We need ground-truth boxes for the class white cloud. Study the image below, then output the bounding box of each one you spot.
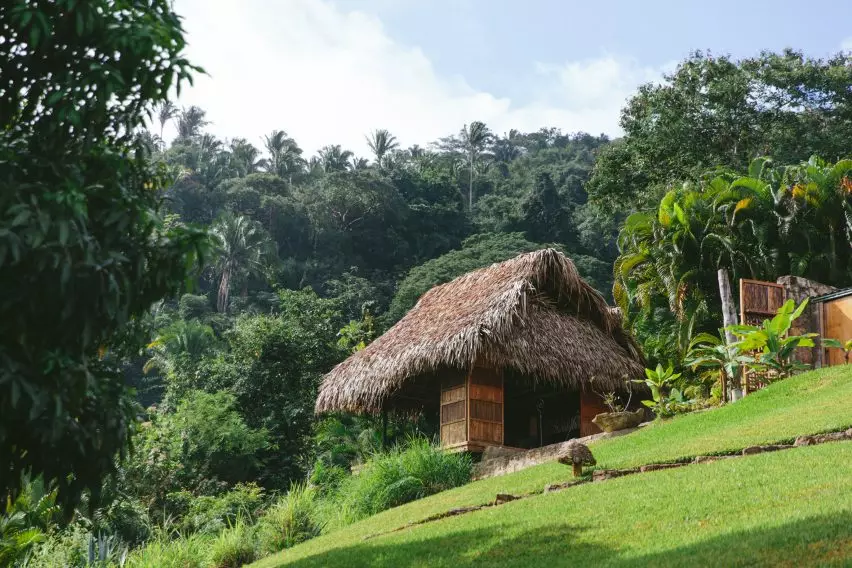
[169,0,668,156]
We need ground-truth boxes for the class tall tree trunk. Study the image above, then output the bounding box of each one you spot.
[469,150,474,210]
[718,268,738,344]
[718,267,738,401]
[217,269,231,313]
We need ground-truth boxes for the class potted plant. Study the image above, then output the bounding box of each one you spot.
[589,378,644,433]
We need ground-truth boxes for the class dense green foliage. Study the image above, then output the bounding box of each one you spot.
[588,50,852,214]
[616,156,852,368]
[5,1,852,562]
[0,0,208,510]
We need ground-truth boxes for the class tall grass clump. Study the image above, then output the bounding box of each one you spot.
[209,517,257,568]
[335,436,472,521]
[124,531,211,568]
[256,483,324,554]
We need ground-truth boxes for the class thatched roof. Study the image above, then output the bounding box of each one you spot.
[316,249,644,415]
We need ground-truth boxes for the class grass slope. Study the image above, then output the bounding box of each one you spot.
[256,366,852,567]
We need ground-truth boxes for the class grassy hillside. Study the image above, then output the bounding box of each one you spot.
[256,366,852,567]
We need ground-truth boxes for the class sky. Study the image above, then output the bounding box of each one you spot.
[169,0,852,156]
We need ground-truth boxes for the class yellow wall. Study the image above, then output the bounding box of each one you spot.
[823,296,852,366]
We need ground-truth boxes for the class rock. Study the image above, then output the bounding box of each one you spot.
[795,431,850,446]
[639,463,685,473]
[543,480,583,493]
[592,468,639,482]
[742,444,793,455]
[591,409,645,433]
[494,493,519,505]
[693,455,736,464]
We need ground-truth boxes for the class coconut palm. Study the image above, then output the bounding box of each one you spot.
[143,319,217,377]
[318,145,354,173]
[176,105,209,141]
[211,213,276,313]
[155,100,178,141]
[350,156,370,171]
[229,138,265,177]
[263,130,305,182]
[366,129,399,168]
[459,121,493,209]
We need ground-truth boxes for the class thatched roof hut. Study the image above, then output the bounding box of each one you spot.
[316,249,645,450]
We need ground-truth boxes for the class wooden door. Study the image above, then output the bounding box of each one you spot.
[468,367,503,446]
[823,297,852,366]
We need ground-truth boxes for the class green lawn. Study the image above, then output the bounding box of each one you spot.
[258,442,852,567]
[255,366,852,567]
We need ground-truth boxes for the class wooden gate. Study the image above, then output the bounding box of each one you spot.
[739,279,784,326]
[739,279,785,393]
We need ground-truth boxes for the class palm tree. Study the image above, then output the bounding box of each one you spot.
[263,130,305,182]
[229,138,264,177]
[155,100,178,141]
[211,213,276,313]
[366,129,398,168]
[318,145,354,173]
[439,121,493,209]
[460,121,493,209]
[350,156,370,171]
[176,105,209,141]
[195,134,229,188]
[143,319,217,377]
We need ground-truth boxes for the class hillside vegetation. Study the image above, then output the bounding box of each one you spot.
[256,366,852,567]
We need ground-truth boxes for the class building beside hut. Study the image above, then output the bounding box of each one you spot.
[739,276,852,371]
[315,249,645,453]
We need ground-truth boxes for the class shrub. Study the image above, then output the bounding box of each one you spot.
[209,518,257,568]
[181,483,265,534]
[25,524,90,568]
[124,391,270,502]
[256,483,324,554]
[335,437,472,521]
[124,532,211,568]
[308,460,348,497]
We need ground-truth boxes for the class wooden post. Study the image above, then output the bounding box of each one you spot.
[381,410,388,450]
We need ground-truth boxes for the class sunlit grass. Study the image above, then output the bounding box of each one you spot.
[255,366,852,567]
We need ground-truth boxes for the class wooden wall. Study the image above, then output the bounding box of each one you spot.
[823,296,852,366]
[439,373,467,446]
[579,390,609,437]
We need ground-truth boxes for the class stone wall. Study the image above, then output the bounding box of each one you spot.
[776,276,836,367]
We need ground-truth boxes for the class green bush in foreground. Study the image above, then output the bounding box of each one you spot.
[124,532,211,568]
[335,437,473,521]
[209,518,257,568]
[256,483,324,554]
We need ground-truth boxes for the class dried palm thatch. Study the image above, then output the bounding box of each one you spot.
[316,249,644,415]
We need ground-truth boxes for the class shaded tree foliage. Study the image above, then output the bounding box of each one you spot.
[0,0,207,509]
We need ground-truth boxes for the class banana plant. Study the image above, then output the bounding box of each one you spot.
[726,298,817,379]
[685,330,751,403]
[631,364,691,418]
[822,338,852,364]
